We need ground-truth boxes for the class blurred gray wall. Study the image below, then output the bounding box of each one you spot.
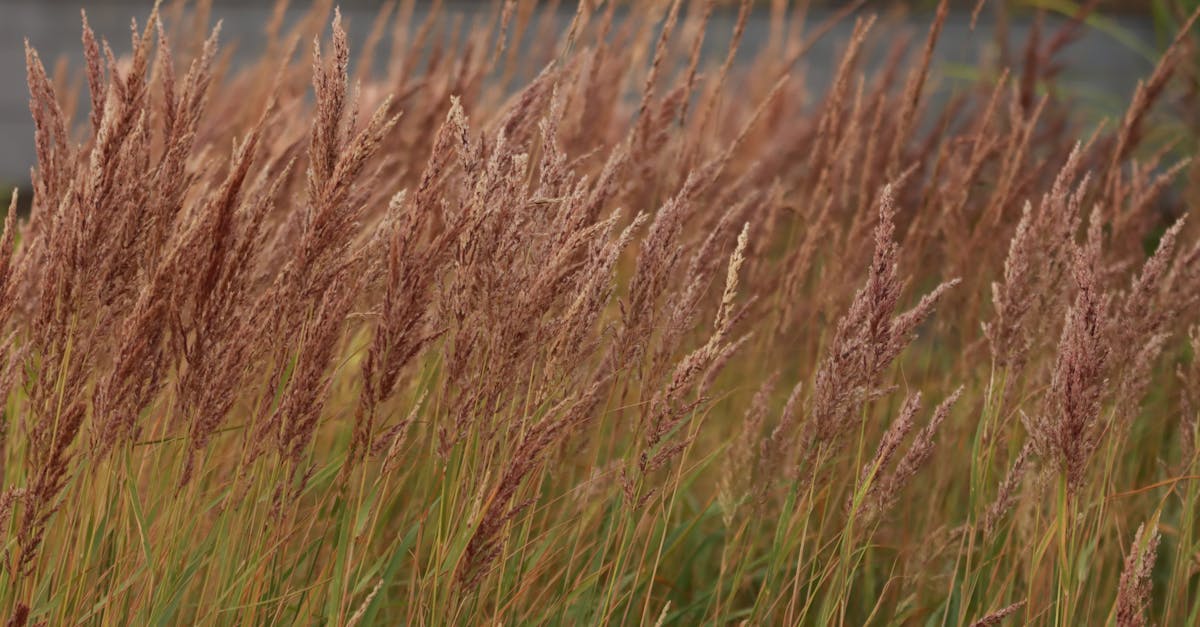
[0,0,1158,182]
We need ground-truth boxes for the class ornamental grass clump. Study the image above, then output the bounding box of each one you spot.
[1,0,1200,624]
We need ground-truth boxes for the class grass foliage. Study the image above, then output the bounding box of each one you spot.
[2,0,1200,624]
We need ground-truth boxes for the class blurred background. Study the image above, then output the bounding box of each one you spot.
[0,1,1176,185]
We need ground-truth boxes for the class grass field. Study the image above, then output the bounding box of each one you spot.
[1,0,1200,624]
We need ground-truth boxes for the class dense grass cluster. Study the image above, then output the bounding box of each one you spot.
[3,0,1200,624]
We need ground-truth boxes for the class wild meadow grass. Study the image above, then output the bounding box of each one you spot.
[1,0,1200,624]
